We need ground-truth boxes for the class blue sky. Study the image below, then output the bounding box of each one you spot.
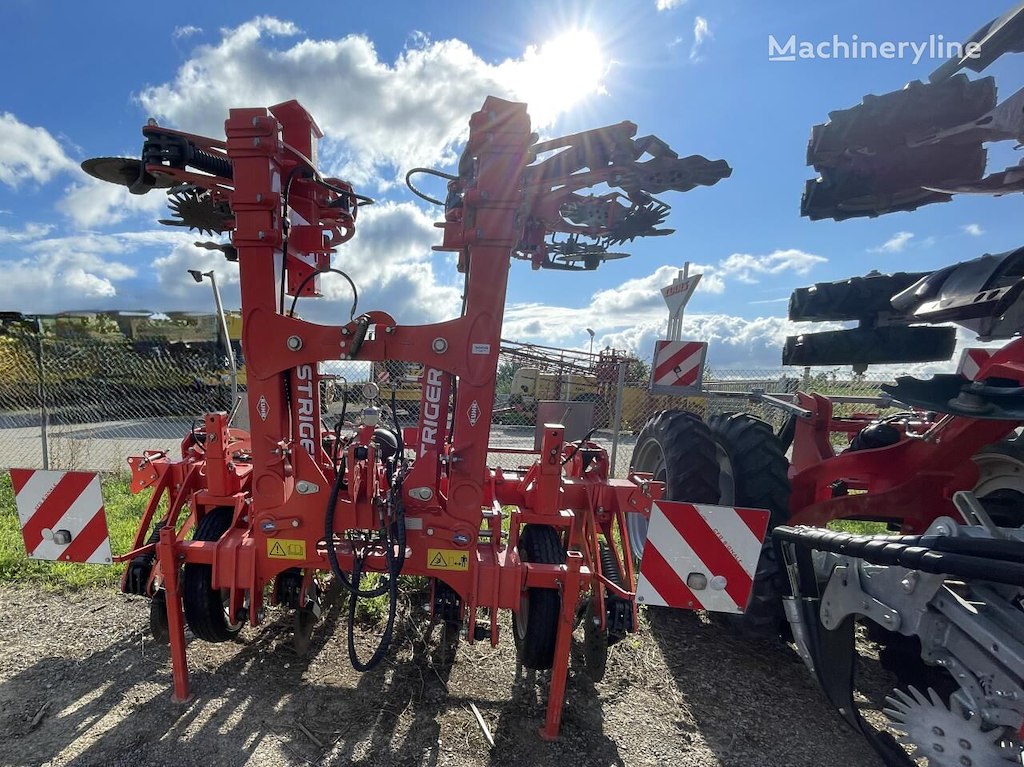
[1,1,1021,368]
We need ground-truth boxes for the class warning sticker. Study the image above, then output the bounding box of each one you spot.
[427,548,470,571]
[267,538,307,560]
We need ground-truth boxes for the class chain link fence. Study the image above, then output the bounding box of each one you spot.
[0,319,912,477]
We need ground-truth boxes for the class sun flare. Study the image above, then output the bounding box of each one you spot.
[506,29,608,125]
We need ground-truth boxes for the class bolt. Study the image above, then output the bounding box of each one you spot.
[933,727,945,737]
[385,326,395,334]
[432,337,449,353]
[258,230,266,240]
[882,614,893,624]
[291,520,299,528]
[342,328,350,335]
[287,336,303,350]
[256,193,263,202]
[254,137,261,146]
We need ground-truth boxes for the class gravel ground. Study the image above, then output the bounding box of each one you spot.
[0,585,890,767]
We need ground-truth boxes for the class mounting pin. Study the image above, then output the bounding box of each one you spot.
[432,338,449,353]
[287,336,303,350]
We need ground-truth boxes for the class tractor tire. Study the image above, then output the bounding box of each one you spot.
[708,413,792,638]
[972,439,1024,527]
[627,410,720,560]
[782,326,956,368]
[513,524,565,670]
[182,507,242,643]
[788,272,927,323]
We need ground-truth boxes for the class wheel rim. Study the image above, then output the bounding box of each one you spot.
[628,436,667,560]
[972,450,1024,524]
[715,442,737,506]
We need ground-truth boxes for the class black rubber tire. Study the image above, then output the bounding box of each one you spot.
[573,392,610,429]
[581,542,625,683]
[627,410,720,560]
[708,413,792,638]
[807,76,995,167]
[149,591,170,644]
[972,439,1024,527]
[782,326,956,368]
[513,525,565,671]
[182,507,242,643]
[788,272,927,323]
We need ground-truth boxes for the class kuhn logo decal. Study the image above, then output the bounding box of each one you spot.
[468,400,480,426]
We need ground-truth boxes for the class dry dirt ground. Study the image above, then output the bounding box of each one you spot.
[0,585,893,767]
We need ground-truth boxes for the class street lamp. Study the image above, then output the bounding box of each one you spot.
[188,269,239,412]
[586,328,596,362]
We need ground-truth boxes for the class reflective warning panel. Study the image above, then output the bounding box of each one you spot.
[11,469,112,565]
[636,501,769,614]
[649,340,707,395]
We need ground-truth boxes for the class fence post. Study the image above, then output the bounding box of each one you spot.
[32,320,49,470]
[608,362,627,478]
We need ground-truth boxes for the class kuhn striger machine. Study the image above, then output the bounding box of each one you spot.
[11,96,767,737]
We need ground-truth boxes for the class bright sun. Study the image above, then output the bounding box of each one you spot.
[507,30,608,125]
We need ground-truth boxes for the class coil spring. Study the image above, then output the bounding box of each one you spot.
[190,146,233,179]
[599,541,622,586]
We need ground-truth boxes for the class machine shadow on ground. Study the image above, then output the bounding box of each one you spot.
[645,607,887,767]
[0,597,626,767]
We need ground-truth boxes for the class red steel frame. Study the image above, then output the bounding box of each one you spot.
[107,97,690,738]
[786,339,1024,532]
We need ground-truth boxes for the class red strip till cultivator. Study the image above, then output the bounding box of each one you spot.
[25,97,766,737]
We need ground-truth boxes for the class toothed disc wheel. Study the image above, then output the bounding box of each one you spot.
[885,686,1022,766]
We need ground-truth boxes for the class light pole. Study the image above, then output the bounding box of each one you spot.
[586,328,596,363]
[188,269,238,412]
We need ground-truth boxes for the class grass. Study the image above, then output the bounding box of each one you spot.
[0,472,148,589]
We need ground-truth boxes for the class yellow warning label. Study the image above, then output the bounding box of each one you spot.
[427,548,470,571]
[267,538,307,560]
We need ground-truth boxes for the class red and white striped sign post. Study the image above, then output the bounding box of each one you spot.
[649,340,708,394]
[636,500,770,614]
[10,469,112,564]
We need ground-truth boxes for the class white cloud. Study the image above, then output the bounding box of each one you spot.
[656,0,686,10]
[0,234,153,312]
[173,25,202,38]
[962,223,984,237]
[718,249,826,283]
[0,113,76,187]
[135,18,608,189]
[62,176,167,229]
[691,16,711,61]
[0,222,53,243]
[871,231,914,253]
[150,201,461,325]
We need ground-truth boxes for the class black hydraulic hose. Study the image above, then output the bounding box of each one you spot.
[775,525,1024,587]
[346,550,400,672]
[324,469,391,598]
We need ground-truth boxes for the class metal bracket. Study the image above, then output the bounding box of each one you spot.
[820,563,902,631]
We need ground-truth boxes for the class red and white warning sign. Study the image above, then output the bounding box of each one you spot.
[10,469,112,564]
[956,347,993,381]
[636,500,770,614]
[649,340,707,393]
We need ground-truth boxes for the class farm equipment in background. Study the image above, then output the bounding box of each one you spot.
[767,5,1024,765]
[10,95,764,739]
